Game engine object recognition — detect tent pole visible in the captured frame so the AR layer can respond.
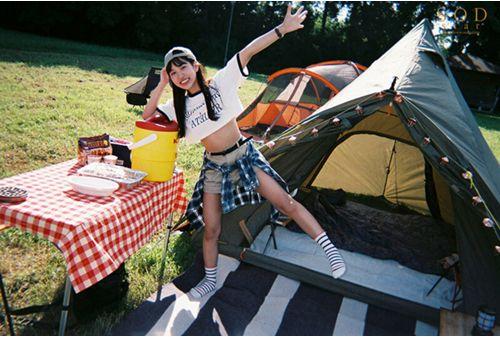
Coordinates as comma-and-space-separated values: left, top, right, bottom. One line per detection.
223, 2, 235, 65
262, 73, 305, 141
382, 140, 397, 197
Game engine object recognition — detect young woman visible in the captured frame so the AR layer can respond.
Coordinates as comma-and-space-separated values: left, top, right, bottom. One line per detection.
143, 4, 346, 299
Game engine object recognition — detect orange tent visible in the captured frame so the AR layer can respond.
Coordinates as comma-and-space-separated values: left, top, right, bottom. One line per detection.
238, 60, 366, 141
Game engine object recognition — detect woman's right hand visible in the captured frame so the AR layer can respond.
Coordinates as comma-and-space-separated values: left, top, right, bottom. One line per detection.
160, 67, 169, 86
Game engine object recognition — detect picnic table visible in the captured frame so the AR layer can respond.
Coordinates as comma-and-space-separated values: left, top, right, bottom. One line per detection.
0, 159, 188, 335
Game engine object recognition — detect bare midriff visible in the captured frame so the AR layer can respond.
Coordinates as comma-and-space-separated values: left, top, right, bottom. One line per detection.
201, 118, 242, 153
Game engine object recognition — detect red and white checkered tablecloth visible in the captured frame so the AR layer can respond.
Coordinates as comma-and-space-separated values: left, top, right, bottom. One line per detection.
0, 160, 188, 293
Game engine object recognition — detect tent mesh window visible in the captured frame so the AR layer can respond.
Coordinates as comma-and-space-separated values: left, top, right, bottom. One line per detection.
239, 73, 333, 139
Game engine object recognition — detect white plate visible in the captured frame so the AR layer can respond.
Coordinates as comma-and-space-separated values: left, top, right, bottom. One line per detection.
67, 175, 119, 197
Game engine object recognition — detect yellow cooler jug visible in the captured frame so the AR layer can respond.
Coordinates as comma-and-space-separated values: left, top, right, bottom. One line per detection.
131, 116, 178, 182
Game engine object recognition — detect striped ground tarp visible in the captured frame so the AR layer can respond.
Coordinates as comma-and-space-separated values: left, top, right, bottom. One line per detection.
111, 253, 438, 336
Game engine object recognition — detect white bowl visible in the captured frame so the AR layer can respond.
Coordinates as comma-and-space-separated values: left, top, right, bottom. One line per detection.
67, 175, 119, 197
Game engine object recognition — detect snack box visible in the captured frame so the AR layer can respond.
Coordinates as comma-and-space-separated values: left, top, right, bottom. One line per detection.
110, 136, 132, 168
77, 163, 147, 190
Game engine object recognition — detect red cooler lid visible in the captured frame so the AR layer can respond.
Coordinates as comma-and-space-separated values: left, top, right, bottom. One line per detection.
136, 114, 179, 132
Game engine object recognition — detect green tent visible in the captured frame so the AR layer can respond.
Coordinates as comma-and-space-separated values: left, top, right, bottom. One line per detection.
192, 19, 500, 325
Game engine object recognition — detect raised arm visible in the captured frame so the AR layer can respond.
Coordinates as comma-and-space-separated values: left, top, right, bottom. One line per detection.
238, 4, 307, 69
143, 67, 169, 120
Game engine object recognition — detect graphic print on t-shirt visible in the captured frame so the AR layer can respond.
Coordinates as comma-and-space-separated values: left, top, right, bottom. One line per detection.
186, 86, 223, 129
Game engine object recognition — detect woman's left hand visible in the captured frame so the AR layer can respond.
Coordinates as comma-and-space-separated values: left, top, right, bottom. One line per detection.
280, 4, 308, 34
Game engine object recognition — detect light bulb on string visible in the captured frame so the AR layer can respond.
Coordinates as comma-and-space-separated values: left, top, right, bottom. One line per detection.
423, 137, 431, 145
331, 117, 341, 127
289, 136, 297, 145
311, 128, 319, 136
472, 196, 483, 206
393, 93, 403, 104
439, 156, 449, 165
462, 171, 473, 180
266, 140, 275, 149
407, 118, 417, 127
355, 105, 364, 115
482, 218, 494, 228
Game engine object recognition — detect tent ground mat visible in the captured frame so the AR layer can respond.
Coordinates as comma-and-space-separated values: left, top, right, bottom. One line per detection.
220, 244, 440, 326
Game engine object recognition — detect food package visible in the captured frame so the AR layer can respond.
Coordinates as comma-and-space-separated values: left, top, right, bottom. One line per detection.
77, 163, 147, 190
77, 134, 113, 165
110, 136, 132, 168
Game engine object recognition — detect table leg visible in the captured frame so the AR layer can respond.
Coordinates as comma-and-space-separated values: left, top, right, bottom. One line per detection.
157, 213, 174, 301
0, 273, 15, 335
58, 276, 72, 336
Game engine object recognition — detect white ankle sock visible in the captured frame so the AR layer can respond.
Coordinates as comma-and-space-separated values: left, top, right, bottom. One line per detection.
314, 232, 346, 278
189, 266, 217, 299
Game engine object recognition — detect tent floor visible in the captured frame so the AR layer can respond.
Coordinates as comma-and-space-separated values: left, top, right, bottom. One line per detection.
111, 252, 438, 336
250, 225, 456, 311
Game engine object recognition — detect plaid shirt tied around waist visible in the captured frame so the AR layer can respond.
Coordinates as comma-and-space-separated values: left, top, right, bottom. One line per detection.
185, 141, 288, 231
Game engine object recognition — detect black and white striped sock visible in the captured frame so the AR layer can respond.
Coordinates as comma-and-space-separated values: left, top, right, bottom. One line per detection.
314, 232, 346, 278
189, 266, 217, 299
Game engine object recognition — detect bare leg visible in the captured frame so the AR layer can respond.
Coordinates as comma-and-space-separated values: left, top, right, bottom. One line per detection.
254, 168, 323, 239
254, 168, 346, 278
202, 192, 222, 268
189, 192, 222, 298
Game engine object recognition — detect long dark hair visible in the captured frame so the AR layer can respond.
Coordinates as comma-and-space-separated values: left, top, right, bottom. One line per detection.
166, 56, 218, 138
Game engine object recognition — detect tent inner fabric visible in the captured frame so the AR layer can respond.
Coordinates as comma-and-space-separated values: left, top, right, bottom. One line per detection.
312, 133, 429, 214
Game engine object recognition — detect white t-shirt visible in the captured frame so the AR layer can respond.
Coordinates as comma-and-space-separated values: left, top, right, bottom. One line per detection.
158, 53, 249, 144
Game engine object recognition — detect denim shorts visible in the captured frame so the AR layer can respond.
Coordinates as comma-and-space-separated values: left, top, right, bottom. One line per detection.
204, 142, 250, 194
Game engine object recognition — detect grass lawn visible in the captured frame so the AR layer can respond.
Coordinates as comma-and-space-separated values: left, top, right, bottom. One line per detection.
0, 28, 266, 335
0, 28, 499, 335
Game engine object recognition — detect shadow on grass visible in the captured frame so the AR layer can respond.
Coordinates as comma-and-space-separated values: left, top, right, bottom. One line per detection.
474, 112, 500, 132
169, 232, 197, 276
0, 28, 269, 83
9, 231, 196, 335
128, 106, 144, 117
0, 48, 160, 79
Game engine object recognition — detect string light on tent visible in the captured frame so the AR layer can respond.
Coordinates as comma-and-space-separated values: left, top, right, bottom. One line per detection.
311, 127, 319, 136
439, 156, 449, 165
407, 118, 417, 127
472, 196, 483, 206
483, 218, 494, 228
462, 170, 474, 189
376, 92, 385, 100
462, 171, 473, 180
288, 135, 297, 145
331, 117, 341, 126
393, 93, 404, 104
355, 105, 364, 115
495, 246, 500, 254
266, 140, 275, 149
423, 137, 431, 145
